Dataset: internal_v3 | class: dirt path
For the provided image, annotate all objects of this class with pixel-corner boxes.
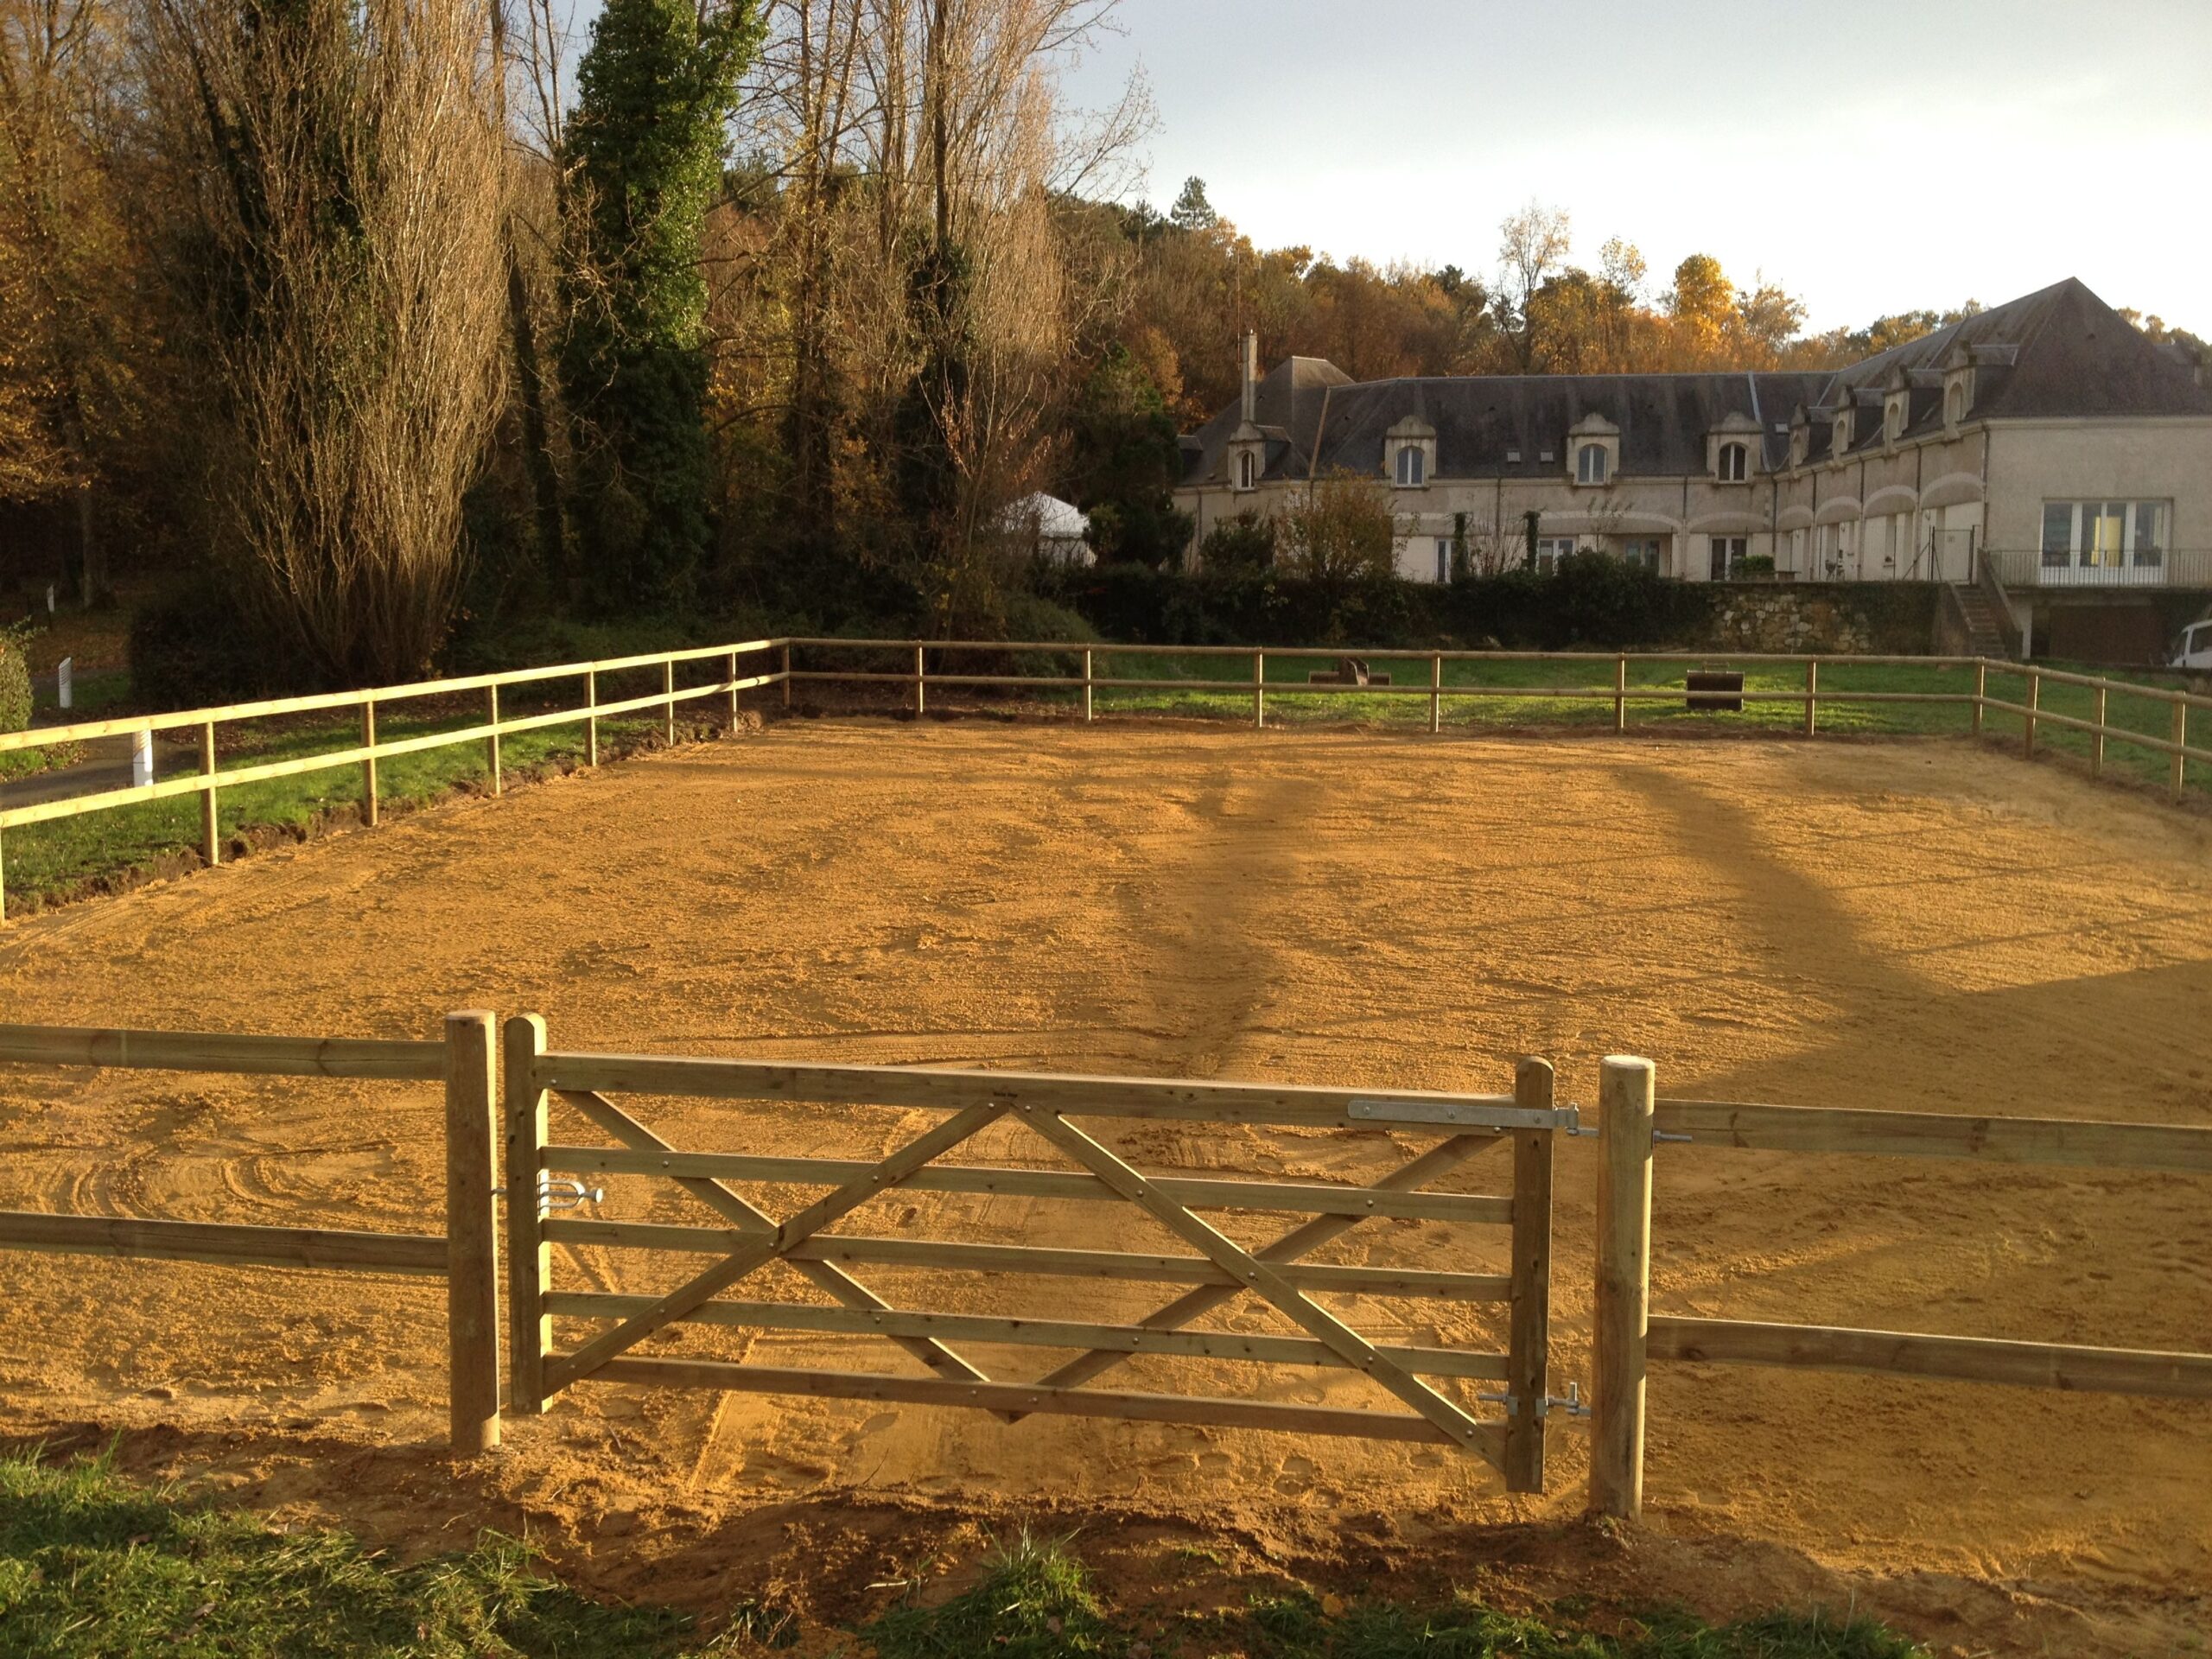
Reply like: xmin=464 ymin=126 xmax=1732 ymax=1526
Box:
xmin=1 ymin=720 xmax=2208 ymax=1648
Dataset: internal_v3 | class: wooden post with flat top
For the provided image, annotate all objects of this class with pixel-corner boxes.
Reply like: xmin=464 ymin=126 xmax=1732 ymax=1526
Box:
xmin=1253 ymin=649 xmax=1265 ymax=729
xmin=360 ymin=701 xmax=379 ymax=826
xmin=199 ymin=722 xmax=220 ymax=866
xmin=1591 ymin=1054 xmax=1654 ymax=1519
xmin=1503 ymin=1056 xmax=1554 ymax=1493
xmin=1083 ymin=647 xmax=1094 ymax=722
xmin=2173 ymin=702 xmax=2189 ymax=799
xmin=1802 ymin=658 xmax=1818 ymax=737
xmin=2091 ymin=684 xmax=2107 ymax=779
xmin=503 ymin=1014 xmax=551 ymax=1416
xmin=1971 ymin=660 xmax=1986 ymax=737
xmin=663 ymin=659 xmax=677 ymax=745
xmin=728 ymin=651 xmax=741 ymax=727
xmin=1614 ymin=655 xmax=1628 ymax=733
xmin=485 ymin=684 xmax=502 ymax=795
xmin=914 ymin=645 xmax=926 ymax=715
xmin=2024 ymin=668 xmax=2040 ymax=759
xmin=444 ymin=1010 xmax=501 ymax=1455
xmin=782 ymin=643 xmax=793 ymax=709
xmin=585 ymin=670 xmax=600 ymax=766
xmin=1430 ymin=654 xmax=1442 ymax=734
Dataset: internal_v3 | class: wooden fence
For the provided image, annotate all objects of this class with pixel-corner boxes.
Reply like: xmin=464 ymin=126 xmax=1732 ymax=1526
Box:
xmin=505 ymin=1018 xmax=1575 ymax=1491
xmin=0 ymin=641 xmax=784 ymax=920
xmin=0 ymin=1014 xmax=503 ymax=1454
xmin=3 ymin=637 xmax=2207 ymax=924
xmin=1586 ymin=1056 xmax=2212 ymax=1520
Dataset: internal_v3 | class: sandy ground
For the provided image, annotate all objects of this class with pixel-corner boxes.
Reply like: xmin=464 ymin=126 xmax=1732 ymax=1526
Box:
xmin=1 ymin=719 xmax=2209 ymax=1653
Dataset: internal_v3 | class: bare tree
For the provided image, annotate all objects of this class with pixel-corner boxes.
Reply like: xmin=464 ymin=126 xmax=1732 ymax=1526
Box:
xmin=137 ymin=0 xmax=507 ymax=682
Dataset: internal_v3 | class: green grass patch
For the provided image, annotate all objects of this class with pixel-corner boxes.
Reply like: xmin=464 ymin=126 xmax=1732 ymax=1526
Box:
xmin=0 ymin=1446 xmax=723 ymax=1658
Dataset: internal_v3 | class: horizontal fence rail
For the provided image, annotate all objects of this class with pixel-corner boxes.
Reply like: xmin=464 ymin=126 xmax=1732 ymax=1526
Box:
xmin=0 ymin=1013 xmax=501 ymax=1454
xmin=1589 ymin=1056 xmax=2212 ymax=1521
xmin=4 ymin=633 xmax=2205 ymax=921
xmin=510 ymin=1019 xmax=1566 ymax=1489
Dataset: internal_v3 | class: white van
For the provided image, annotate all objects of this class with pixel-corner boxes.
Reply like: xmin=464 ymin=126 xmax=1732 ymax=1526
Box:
xmin=2173 ymin=616 xmax=2212 ymax=671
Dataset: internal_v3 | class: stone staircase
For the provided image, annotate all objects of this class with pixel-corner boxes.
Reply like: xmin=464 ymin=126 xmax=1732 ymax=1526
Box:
xmin=1950 ymin=582 xmax=2012 ymax=658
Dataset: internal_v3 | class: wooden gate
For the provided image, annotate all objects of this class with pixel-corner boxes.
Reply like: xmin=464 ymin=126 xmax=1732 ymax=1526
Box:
xmin=503 ymin=1019 xmax=1577 ymax=1491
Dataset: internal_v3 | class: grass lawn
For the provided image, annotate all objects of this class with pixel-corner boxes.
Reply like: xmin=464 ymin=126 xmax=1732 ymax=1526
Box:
xmin=0 ymin=1447 xmax=1931 ymax=1658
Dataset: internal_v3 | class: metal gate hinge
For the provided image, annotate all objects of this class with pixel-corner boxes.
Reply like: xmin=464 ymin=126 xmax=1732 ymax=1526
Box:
xmin=537 ymin=1176 xmax=603 ymax=1215
xmin=1653 ymin=1130 xmax=1694 ymax=1145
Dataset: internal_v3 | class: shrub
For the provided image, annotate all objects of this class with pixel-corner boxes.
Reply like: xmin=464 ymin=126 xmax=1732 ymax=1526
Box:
xmin=1199 ymin=509 xmax=1277 ymax=572
xmin=130 ymin=581 xmax=299 ymax=710
xmin=0 ymin=627 xmax=30 ymax=734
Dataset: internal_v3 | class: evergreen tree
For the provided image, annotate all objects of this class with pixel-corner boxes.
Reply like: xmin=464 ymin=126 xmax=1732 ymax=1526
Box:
xmin=561 ymin=0 xmax=760 ymax=607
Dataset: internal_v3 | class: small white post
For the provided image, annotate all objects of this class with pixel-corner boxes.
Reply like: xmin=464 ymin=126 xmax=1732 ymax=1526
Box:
xmin=56 ymin=657 xmax=72 ymax=709
xmin=131 ymin=728 xmax=154 ymax=789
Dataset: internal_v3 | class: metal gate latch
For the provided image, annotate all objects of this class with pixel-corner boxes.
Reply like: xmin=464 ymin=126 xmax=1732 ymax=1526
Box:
xmin=537 ymin=1177 xmax=603 ymax=1215
xmin=1478 ymin=1382 xmax=1591 ymax=1421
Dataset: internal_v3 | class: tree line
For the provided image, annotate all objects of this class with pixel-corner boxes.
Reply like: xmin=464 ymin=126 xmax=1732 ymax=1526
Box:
xmin=3 ymin=0 xmax=2201 ymax=693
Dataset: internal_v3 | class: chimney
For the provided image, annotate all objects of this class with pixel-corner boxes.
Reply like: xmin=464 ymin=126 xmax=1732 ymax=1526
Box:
xmin=1240 ymin=329 xmax=1258 ymax=425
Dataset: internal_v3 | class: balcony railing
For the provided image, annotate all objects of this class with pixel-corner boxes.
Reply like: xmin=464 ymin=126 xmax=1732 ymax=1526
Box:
xmin=1987 ymin=548 xmax=2212 ymax=589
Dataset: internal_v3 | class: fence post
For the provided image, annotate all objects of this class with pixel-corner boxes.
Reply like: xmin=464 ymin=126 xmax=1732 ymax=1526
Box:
xmin=663 ymin=658 xmax=677 ymax=745
xmin=2091 ymin=684 xmax=2107 ymax=779
xmin=503 ymin=1014 xmax=550 ymax=1417
xmin=1083 ymin=647 xmax=1095 ymax=723
xmin=1430 ymin=654 xmax=1442 ymax=734
xmin=1592 ymin=1054 xmax=1654 ymax=1520
xmin=914 ymin=645 xmax=926 ymax=715
xmin=485 ymin=684 xmax=502 ymax=796
xmin=1971 ymin=661 xmax=1986 ymax=738
xmin=782 ymin=643 xmax=793 ymax=710
xmin=199 ymin=722 xmax=220 ymax=868
xmin=1802 ymin=659 xmax=1819 ymax=737
xmin=1504 ymin=1056 xmax=1554 ymax=1494
xmin=2024 ymin=667 xmax=2041 ymax=760
xmin=0 ymin=830 xmax=8 ymax=925
xmin=1613 ymin=655 xmax=1627 ymax=734
xmin=728 ymin=651 xmax=741 ymax=728
xmin=1253 ymin=649 xmax=1265 ymax=730
xmin=360 ymin=700 xmax=379 ymax=827
xmin=444 ymin=1009 xmax=501 ymax=1456
xmin=2174 ymin=702 xmax=2189 ymax=800
xmin=585 ymin=670 xmax=600 ymax=767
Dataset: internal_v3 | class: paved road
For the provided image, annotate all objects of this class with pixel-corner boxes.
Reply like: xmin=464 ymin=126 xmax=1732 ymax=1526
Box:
xmin=0 ymin=733 xmax=197 ymax=812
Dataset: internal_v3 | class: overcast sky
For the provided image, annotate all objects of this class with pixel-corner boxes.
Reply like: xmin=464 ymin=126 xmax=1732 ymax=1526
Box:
xmin=1055 ymin=0 xmax=2212 ymax=336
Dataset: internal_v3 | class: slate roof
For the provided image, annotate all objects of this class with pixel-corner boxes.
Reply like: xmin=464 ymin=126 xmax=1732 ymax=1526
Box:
xmin=1179 ymin=278 xmax=2211 ymax=487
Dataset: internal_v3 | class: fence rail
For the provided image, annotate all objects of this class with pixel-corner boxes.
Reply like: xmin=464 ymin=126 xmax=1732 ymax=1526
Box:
xmin=4 ymin=635 xmax=2208 ymax=923
xmin=1986 ymin=547 xmax=2212 ymax=589
xmin=1588 ymin=1056 xmax=2212 ymax=1520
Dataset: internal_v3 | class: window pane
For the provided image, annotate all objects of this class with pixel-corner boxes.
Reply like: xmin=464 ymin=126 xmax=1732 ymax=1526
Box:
xmin=2134 ymin=502 xmax=2164 ymax=566
xmin=2042 ymin=503 xmax=2072 ymax=567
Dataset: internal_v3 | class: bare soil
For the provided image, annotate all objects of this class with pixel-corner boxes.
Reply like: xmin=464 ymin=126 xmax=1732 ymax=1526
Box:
xmin=1 ymin=720 xmax=2208 ymax=1656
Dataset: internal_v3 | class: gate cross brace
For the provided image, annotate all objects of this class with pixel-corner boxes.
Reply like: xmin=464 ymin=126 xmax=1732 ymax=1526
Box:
xmin=555 ymin=1088 xmax=988 ymax=1387
xmin=1020 ymin=1109 xmax=1491 ymax=1453
xmin=1011 ymin=1130 xmax=1503 ymax=1417
xmin=545 ymin=1100 xmax=1011 ymax=1392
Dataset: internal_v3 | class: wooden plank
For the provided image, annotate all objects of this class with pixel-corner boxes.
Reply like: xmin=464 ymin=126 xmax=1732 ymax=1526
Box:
xmin=540 ymin=1145 xmax=1512 ymax=1224
xmin=538 ymin=1220 xmax=1514 ymax=1301
xmin=485 ymin=685 xmax=502 ymax=795
xmin=1017 ymin=1134 xmax=1504 ymax=1414
xmin=588 ymin=1356 xmax=1490 ymax=1448
xmin=0 ymin=1023 xmax=448 ymax=1080
xmin=555 ymin=1089 xmax=990 ymax=1389
xmin=1591 ymin=1056 xmax=1654 ymax=1521
xmin=360 ymin=701 xmax=378 ymax=827
xmin=1651 ymin=1099 xmax=2212 ymax=1173
xmin=1647 ymin=1316 xmax=2212 ymax=1399
xmin=545 ymin=1102 xmax=1011 ymax=1391
xmin=445 ymin=1011 xmax=501 ymax=1454
xmin=0 ymin=1208 xmax=447 ymax=1274
xmin=1020 ymin=1109 xmax=1492 ymax=1456
xmin=543 ymin=1293 xmax=1511 ymax=1380
xmin=1503 ymin=1058 xmax=1554 ymax=1495
xmin=534 ymin=1050 xmax=1521 ymax=1130
xmin=504 ymin=1015 xmax=551 ymax=1416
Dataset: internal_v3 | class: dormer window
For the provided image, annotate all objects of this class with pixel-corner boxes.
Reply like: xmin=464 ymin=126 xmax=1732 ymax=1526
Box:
xmin=1717 ymin=442 xmax=1747 ymax=483
xmin=1237 ymin=451 xmax=1256 ymax=490
xmin=1886 ymin=397 xmax=1908 ymax=441
xmin=1575 ymin=444 xmax=1609 ymax=486
xmin=1395 ymin=446 xmax=1425 ymax=487
xmin=1384 ymin=414 xmax=1435 ymax=489
xmin=1832 ymin=416 xmax=1850 ymax=455
xmin=1946 ymin=383 xmax=1965 ymax=425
